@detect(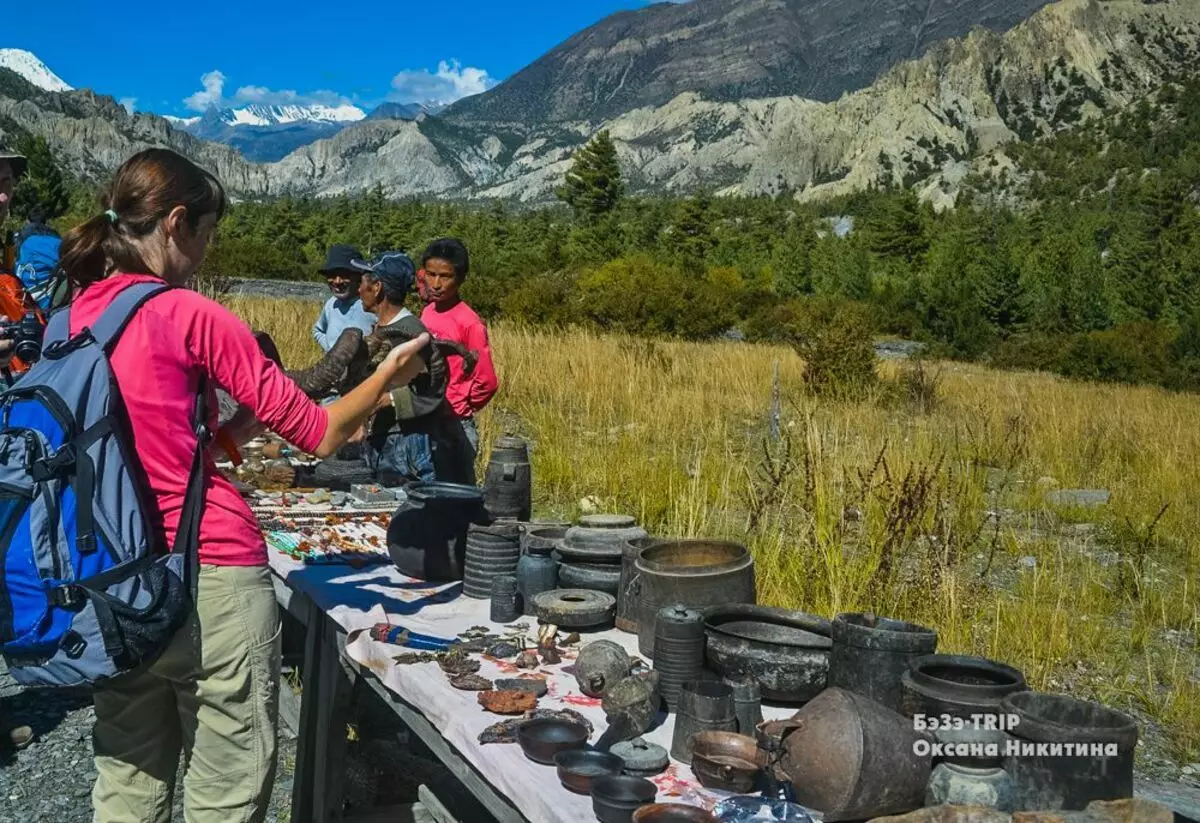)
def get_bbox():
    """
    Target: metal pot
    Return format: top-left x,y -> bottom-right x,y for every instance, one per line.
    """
633,540 -> 756,658
704,605 -> 832,703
